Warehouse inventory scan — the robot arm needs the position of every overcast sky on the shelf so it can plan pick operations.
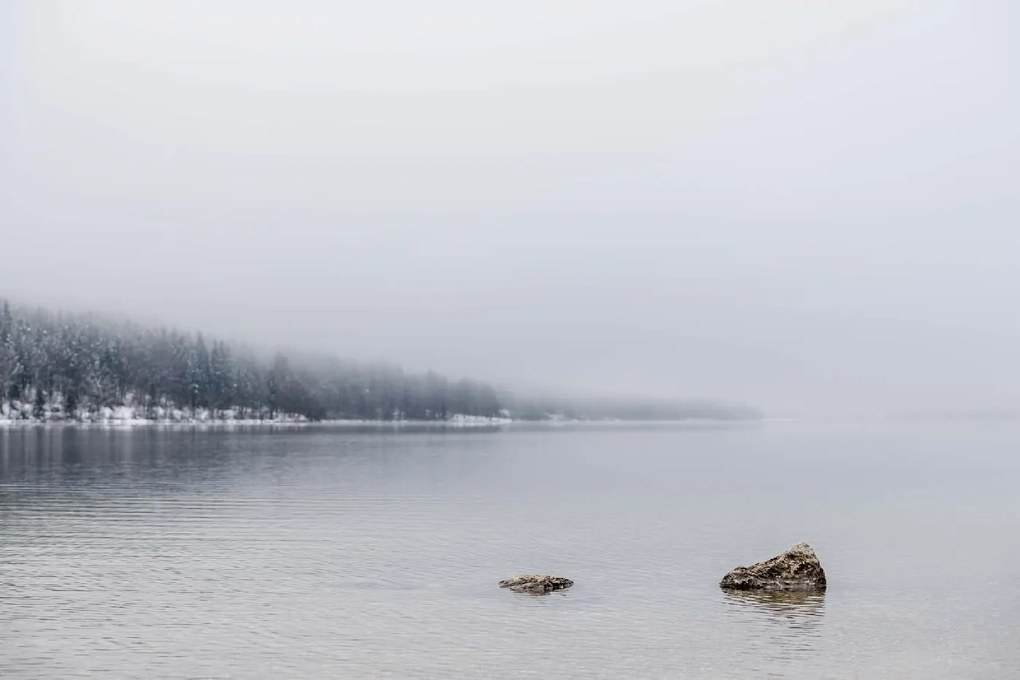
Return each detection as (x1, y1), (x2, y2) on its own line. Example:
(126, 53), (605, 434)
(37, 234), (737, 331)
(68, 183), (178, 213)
(1, 1), (1018, 416)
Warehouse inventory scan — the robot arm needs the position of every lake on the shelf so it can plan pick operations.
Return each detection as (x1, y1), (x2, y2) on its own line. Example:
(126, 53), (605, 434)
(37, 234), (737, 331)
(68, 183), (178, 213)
(1, 421), (1018, 678)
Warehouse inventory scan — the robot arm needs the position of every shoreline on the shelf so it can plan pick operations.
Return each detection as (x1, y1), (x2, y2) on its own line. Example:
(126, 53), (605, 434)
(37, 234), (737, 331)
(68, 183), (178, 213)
(0, 416), (761, 430)
(0, 413), (516, 429)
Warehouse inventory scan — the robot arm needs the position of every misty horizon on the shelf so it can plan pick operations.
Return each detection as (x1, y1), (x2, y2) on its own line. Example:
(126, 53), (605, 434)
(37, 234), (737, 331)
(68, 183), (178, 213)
(2, 1), (1018, 417)
(3, 5), (1020, 678)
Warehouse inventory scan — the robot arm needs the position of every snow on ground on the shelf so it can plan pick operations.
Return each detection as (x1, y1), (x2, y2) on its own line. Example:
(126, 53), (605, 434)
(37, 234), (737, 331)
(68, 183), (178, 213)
(444, 414), (514, 426)
(0, 397), (309, 426)
(0, 396), (511, 428)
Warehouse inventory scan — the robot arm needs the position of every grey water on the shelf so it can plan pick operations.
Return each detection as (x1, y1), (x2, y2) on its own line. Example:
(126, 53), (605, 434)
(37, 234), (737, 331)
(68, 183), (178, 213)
(1, 421), (1018, 679)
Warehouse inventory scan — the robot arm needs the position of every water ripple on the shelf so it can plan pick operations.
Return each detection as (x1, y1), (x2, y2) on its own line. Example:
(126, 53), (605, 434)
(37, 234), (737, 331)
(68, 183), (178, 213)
(2, 423), (1019, 678)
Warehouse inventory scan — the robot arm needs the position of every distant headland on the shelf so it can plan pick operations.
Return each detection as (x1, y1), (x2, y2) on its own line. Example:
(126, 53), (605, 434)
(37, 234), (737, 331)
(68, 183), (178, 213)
(0, 299), (760, 426)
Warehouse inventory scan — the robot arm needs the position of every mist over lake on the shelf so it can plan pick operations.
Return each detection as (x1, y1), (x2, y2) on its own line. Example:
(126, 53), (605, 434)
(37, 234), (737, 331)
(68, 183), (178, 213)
(2, 1), (1018, 677)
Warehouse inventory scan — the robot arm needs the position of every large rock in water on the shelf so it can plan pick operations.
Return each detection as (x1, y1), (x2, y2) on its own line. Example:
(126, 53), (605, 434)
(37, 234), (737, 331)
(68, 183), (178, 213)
(720, 543), (827, 592)
(499, 575), (574, 594)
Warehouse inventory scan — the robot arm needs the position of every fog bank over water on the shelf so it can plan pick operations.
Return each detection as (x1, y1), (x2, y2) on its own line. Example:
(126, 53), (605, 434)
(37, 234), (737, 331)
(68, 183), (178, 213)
(2, 1), (1018, 416)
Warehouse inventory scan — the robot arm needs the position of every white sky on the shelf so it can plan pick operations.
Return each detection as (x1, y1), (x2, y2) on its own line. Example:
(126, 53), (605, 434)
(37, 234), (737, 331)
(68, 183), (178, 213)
(2, 0), (1018, 416)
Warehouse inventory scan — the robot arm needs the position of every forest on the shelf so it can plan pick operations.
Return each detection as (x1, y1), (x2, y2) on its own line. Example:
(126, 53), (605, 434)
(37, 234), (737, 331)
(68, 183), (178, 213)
(0, 299), (760, 423)
(0, 300), (501, 422)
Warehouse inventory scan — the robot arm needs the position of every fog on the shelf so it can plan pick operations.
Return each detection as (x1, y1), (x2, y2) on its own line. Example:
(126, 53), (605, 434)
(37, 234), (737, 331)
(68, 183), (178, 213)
(1, 1), (1017, 416)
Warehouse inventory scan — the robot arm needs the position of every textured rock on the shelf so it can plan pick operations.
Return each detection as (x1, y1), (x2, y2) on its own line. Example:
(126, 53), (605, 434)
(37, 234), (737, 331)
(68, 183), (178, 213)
(499, 575), (574, 594)
(720, 542), (826, 592)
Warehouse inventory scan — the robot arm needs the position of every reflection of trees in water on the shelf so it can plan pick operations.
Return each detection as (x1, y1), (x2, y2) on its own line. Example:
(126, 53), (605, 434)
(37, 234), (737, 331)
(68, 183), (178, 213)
(0, 426), (241, 490)
(723, 590), (825, 657)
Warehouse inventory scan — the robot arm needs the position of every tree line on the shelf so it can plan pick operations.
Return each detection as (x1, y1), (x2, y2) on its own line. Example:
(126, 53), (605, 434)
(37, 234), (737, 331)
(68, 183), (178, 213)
(0, 300), (502, 421)
(0, 299), (762, 423)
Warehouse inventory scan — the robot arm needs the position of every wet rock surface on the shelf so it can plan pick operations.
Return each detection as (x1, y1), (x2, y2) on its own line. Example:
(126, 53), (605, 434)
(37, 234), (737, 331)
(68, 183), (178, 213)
(720, 542), (827, 592)
(499, 575), (574, 594)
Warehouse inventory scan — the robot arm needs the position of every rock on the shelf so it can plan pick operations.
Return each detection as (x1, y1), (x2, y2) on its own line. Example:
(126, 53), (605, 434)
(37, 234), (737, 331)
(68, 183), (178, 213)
(499, 575), (574, 594)
(720, 542), (826, 592)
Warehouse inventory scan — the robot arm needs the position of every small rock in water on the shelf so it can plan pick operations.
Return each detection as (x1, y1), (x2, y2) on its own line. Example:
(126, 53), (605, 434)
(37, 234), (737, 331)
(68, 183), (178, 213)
(720, 542), (827, 592)
(499, 575), (574, 594)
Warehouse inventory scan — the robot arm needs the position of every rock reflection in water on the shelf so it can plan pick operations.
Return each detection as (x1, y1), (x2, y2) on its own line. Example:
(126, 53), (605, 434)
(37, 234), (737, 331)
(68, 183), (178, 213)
(723, 590), (825, 662)
(724, 590), (825, 629)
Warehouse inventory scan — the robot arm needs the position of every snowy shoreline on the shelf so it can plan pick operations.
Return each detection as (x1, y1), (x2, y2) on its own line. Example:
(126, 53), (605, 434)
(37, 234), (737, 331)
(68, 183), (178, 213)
(0, 420), (513, 429)
(0, 395), (754, 430)
(0, 415), (758, 429)
(0, 393), (516, 429)
(0, 407), (514, 429)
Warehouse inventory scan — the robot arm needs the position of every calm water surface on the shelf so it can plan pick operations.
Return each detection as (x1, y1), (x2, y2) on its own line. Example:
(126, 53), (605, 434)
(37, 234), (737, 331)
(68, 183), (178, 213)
(1, 421), (1018, 678)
